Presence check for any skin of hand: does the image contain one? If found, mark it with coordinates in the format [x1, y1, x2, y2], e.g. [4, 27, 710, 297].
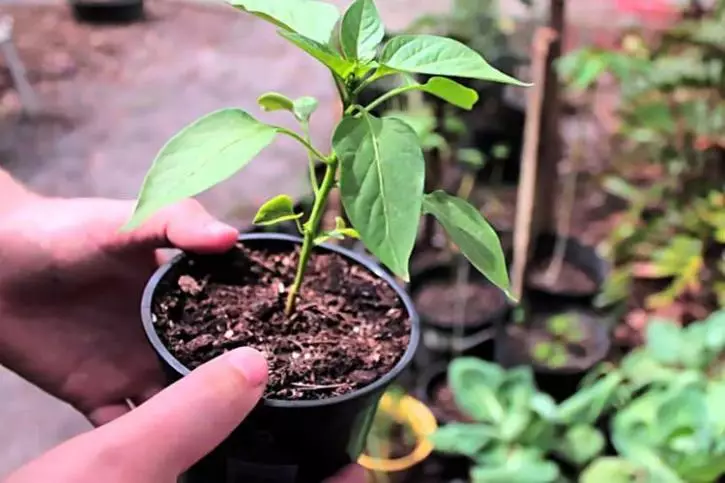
[5, 347, 367, 483]
[0, 190, 240, 425]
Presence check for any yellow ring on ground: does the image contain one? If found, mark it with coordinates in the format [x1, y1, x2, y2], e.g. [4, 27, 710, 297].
[357, 393, 438, 473]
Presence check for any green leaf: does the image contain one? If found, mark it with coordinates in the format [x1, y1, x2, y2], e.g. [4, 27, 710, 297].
[471, 449, 560, 483]
[253, 194, 302, 226]
[314, 217, 360, 245]
[646, 321, 683, 365]
[258, 92, 294, 112]
[228, 0, 339, 44]
[278, 30, 356, 78]
[428, 423, 495, 457]
[334, 114, 424, 281]
[416, 76, 479, 110]
[557, 425, 605, 467]
[124, 109, 277, 230]
[422, 191, 512, 298]
[257, 93, 319, 123]
[448, 357, 505, 423]
[556, 372, 623, 425]
[340, 0, 384, 61]
[580, 457, 640, 483]
[379, 34, 530, 86]
[293, 96, 318, 122]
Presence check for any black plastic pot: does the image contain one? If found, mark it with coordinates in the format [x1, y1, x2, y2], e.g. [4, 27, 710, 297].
[409, 259, 512, 364]
[70, 0, 144, 24]
[524, 233, 609, 306]
[494, 306, 612, 402]
[414, 364, 472, 481]
[141, 233, 420, 483]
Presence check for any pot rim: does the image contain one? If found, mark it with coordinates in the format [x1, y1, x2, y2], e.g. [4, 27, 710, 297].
[141, 232, 421, 409]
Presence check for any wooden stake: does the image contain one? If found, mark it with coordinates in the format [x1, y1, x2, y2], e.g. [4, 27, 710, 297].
[511, 27, 557, 300]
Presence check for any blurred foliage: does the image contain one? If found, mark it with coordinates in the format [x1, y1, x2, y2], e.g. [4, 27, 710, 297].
[430, 358, 622, 482]
[559, 4, 725, 313]
[581, 309, 725, 483]
[405, 0, 531, 75]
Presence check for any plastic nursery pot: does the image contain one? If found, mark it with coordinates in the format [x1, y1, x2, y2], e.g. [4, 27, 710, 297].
[358, 392, 437, 475]
[413, 364, 473, 480]
[524, 233, 609, 306]
[69, 0, 144, 24]
[409, 260, 512, 363]
[494, 307, 611, 402]
[141, 233, 421, 483]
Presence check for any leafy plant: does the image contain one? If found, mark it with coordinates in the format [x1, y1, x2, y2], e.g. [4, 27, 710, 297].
[429, 358, 622, 482]
[610, 378, 725, 483]
[530, 313, 587, 369]
[578, 309, 725, 482]
[123, 0, 528, 314]
[560, 7, 725, 316]
[617, 309, 725, 390]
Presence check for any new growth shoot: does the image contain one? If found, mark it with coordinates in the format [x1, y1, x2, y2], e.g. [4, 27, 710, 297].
[123, 0, 528, 316]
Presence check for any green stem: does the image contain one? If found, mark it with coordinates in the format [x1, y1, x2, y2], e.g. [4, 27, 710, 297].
[284, 156, 338, 316]
[301, 121, 319, 195]
[364, 84, 417, 113]
[276, 127, 330, 164]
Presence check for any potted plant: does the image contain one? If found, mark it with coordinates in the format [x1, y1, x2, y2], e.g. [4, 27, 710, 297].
[495, 307, 612, 401]
[122, 0, 525, 480]
[429, 357, 622, 481]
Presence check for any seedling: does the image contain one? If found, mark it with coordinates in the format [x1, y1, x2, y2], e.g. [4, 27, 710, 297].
[122, 0, 525, 316]
[528, 313, 585, 368]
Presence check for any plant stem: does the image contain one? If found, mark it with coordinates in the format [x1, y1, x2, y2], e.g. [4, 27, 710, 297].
[276, 127, 330, 164]
[301, 121, 319, 195]
[365, 84, 417, 113]
[457, 171, 476, 201]
[284, 156, 339, 316]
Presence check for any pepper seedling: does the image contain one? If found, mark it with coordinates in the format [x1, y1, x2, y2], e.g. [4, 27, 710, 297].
[123, 0, 527, 315]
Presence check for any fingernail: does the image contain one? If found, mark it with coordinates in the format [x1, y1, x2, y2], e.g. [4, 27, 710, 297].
[228, 347, 268, 388]
[205, 220, 238, 238]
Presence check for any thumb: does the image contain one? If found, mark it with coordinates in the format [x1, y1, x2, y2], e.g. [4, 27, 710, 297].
[6, 348, 268, 483]
[108, 199, 239, 253]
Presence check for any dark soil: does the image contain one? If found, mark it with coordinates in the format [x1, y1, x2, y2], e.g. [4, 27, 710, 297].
[413, 280, 506, 326]
[152, 244, 411, 400]
[431, 382, 472, 423]
[527, 258, 598, 294]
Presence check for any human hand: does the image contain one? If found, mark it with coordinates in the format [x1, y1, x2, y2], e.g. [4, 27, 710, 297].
[0, 195, 238, 425]
[5, 347, 366, 483]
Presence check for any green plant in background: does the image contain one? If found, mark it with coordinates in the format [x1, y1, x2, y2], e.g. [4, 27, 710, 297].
[122, 0, 528, 314]
[429, 358, 622, 482]
[559, 5, 725, 315]
[577, 309, 725, 482]
[617, 309, 725, 390]
[531, 313, 585, 369]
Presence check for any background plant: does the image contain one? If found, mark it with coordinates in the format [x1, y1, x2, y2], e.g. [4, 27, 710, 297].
[578, 309, 725, 482]
[429, 358, 622, 482]
[558, 4, 725, 315]
[122, 0, 528, 314]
